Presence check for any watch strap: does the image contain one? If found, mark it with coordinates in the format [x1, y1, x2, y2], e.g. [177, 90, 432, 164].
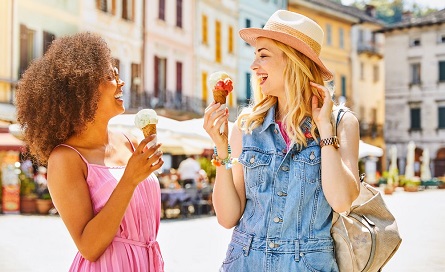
[320, 136, 340, 149]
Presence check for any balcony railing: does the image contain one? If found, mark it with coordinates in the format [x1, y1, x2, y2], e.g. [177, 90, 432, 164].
[357, 42, 383, 57]
[128, 90, 207, 115]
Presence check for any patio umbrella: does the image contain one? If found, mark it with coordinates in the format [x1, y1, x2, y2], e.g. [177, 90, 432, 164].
[0, 132, 25, 151]
[405, 141, 416, 180]
[358, 140, 383, 159]
[389, 145, 398, 172]
[420, 148, 432, 181]
[109, 114, 212, 155]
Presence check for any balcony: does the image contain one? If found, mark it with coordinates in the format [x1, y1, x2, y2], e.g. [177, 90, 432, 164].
[357, 42, 383, 58]
[127, 90, 206, 119]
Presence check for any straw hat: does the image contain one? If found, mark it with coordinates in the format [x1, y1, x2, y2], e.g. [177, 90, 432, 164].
[239, 10, 333, 81]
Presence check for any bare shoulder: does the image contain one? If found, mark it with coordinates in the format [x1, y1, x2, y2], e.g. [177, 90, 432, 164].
[48, 145, 87, 181]
[340, 111, 359, 131]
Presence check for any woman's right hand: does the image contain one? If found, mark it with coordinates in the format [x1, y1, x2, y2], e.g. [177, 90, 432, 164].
[124, 135, 164, 186]
[203, 102, 229, 157]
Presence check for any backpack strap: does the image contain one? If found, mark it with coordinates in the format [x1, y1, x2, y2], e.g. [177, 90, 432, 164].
[333, 108, 347, 137]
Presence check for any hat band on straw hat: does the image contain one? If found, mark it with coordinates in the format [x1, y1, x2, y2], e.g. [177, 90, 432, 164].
[264, 21, 321, 56]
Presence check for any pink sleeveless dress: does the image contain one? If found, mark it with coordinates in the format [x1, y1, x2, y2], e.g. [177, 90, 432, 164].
[58, 144, 164, 272]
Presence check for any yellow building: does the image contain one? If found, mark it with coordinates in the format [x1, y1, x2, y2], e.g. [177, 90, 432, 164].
[0, 0, 14, 120]
[289, 0, 358, 108]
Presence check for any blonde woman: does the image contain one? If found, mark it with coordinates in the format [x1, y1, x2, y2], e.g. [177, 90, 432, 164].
[204, 10, 360, 271]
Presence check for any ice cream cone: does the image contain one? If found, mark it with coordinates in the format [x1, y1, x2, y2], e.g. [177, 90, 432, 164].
[213, 89, 228, 104]
[142, 124, 157, 138]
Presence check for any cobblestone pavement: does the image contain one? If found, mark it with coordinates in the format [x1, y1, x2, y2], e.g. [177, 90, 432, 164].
[0, 188, 444, 272]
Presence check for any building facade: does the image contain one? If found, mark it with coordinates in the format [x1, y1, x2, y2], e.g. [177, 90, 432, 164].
[142, 0, 196, 119]
[379, 10, 445, 177]
[288, 0, 357, 108]
[0, 0, 80, 122]
[81, 0, 145, 113]
[0, 0, 144, 121]
[195, 0, 238, 118]
[237, 0, 287, 110]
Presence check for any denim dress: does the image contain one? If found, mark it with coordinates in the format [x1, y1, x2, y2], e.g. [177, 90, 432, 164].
[220, 106, 339, 272]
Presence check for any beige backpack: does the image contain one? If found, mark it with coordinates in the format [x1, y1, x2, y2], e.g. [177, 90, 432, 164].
[330, 109, 402, 271]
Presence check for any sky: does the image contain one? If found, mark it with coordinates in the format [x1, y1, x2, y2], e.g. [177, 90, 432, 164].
[341, 0, 445, 10]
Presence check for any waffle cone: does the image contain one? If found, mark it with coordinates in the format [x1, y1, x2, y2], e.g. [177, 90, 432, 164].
[213, 89, 227, 104]
[142, 124, 157, 138]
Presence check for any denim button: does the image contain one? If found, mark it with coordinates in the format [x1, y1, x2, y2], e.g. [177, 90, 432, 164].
[273, 217, 280, 223]
[282, 149, 287, 154]
[274, 129, 279, 134]
[281, 166, 289, 171]
[310, 151, 315, 160]
[300, 252, 304, 257]
[269, 242, 275, 248]
[249, 157, 255, 163]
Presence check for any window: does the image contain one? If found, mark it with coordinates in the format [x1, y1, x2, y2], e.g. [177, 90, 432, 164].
[154, 56, 167, 101]
[439, 61, 445, 82]
[245, 19, 251, 46]
[339, 28, 344, 49]
[410, 38, 421, 47]
[176, 61, 182, 95]
[410, 108, 421, 130]
[202, 15, 208, 44]
[122, 0, 133, 21]
[326, 24, 332, 46]
[228, 26, 234, 53]
[373, 65, 379, 82]
[215, 21, 221, 63]
[341, 76, 346, 98]
[19, 24, 36, 78]
[358, 29, 364, 44]
[43, 31, 55, 54]
[246, 72, 252, 101]
[96, 0, 115, 14]
[202, 72, 208, 102]
[130, 63, 141, 107]
[176, 0, 183, 28]
[158, 0, 165, 20]
[96, 0, 107, 12]
[439, 107, 445, 129]
[410, 63, 421, 85]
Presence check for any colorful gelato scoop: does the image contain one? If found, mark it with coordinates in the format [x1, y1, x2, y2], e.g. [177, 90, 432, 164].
[208, 71, 233, 104]
[134, 109, 158, 137]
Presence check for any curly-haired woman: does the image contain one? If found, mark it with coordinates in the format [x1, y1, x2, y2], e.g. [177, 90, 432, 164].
[16, 32, 165, 271]
[204, 10, 360, 271]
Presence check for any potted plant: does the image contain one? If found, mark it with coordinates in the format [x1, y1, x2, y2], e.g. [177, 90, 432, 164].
[35, 192, 53, 214]
[34, 166, 54, 214]
[403, 177, 421, 192]
[18, 165, 38, 214]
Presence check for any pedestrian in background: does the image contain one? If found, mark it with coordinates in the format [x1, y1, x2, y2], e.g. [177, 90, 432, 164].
[203, 10, 360, 271]
[16, 32, 165, 271]
[177, 155, 201, 188]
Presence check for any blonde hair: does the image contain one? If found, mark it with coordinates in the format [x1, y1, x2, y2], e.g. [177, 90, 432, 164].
[237, 39, 326, 147]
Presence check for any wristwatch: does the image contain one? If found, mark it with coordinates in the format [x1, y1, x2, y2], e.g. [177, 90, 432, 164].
[320, 136, 340, 149]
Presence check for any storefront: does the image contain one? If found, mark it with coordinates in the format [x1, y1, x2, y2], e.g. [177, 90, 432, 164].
[0, 129, 25, 213]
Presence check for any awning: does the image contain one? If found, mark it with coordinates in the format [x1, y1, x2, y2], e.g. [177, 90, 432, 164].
[0, 132, 25, 151]
[359, 140, 383, 159]
[109, 114, 213, 155]
[0, 103, 16, 122]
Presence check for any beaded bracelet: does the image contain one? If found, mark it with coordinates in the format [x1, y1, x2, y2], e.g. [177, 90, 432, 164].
[211, 145, 238, 169]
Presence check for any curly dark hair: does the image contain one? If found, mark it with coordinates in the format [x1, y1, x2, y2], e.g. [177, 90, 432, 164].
[16, 32, 114, 165]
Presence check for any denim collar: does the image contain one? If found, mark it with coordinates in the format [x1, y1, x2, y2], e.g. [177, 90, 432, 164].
[259, 104, 313, 134]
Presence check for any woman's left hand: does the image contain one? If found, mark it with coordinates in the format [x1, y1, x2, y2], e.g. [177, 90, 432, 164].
[310, 82, 333, 135]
